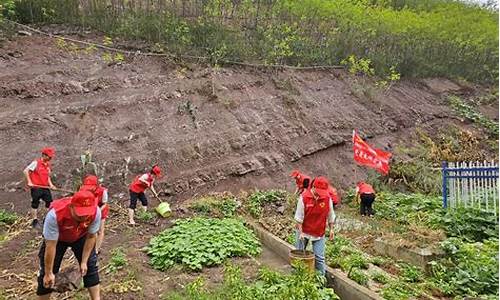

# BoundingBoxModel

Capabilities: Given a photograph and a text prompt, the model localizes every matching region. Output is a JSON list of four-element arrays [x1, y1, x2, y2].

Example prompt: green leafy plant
[[147, 218, 261, 271], [437, 206, 498, 242], [163, 263, 339, 300], [136, 210, 155, 222], [190, 194, 238, 218], [246, 190, 287, 218], [348, 268, 369, 286], [0, 209, 16, 225], [430, 237, 499, 297], [107, 247, 128, 274], [371, 271, 389, 284], [399, 263, 423, 283]]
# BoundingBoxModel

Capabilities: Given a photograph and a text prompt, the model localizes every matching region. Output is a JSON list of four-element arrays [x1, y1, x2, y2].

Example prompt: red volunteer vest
[[301, 189, 330, 237], [129, 174, 153, 193], [357, 182, 375, 194], [50, 198, 97, 243], [29, 158, 51, 187]]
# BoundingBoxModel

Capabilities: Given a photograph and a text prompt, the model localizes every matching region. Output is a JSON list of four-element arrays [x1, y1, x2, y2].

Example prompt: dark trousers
[[37, 237, 99, 295], [360, 193, 375, 216], [31, 187, 53, 209], [129, 190, 148, 209]]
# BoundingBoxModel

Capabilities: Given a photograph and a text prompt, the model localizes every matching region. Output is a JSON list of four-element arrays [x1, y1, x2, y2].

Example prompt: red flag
[[352, 130, 392, 175]]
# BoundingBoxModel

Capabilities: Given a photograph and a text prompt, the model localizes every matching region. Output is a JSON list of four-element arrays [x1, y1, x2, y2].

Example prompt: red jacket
[[29, 158, 51, 187], [357, 182, 375, 195], [301, 189, 330, 237], [129, 174, 153, 193], [50, 198, 97, 243]]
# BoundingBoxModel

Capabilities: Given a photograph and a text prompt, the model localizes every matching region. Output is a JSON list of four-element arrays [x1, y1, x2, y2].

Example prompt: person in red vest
[[37, 190, 101, 300], [128, 165, 161, 225], [290, 170, 311, 195], [24, 147, 58, 228], [79, 175, 109, 255], [356, 181, 376, 216], [328, 184, 341, 208], [294, 176, 336, 276]]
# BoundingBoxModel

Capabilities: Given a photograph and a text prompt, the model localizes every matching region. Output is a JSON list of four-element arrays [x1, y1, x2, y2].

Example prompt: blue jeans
[[295, 230, 326, 276]]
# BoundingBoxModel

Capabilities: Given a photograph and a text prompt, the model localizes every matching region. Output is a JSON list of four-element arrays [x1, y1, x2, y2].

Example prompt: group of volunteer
[[23, 147, 375, 298], [24, 147, 161, 300], [290, 170, 376, 275]]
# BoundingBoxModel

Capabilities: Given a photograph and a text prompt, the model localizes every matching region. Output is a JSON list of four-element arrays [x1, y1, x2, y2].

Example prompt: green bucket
[[156, 202, 171, 218]]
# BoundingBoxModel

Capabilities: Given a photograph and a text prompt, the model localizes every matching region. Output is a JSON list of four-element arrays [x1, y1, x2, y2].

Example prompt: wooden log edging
[[245, 219, 383, 300]]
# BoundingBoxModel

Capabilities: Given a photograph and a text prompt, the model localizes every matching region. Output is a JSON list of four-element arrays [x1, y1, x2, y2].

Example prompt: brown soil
[[0, 29, 497, 299]]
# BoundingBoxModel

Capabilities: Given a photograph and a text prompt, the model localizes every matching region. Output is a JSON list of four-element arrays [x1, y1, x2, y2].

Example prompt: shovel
[[154, 193, 171, 218]]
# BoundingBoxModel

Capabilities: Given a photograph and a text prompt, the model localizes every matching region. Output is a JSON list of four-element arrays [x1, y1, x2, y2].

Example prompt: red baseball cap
[[41, 147, 55, 158], [311, 176, 330, 198], [290, 170, 301, 178], [71, 191, 96, 216], [152, 165, 161, 176], [82, 175, 99, 188]]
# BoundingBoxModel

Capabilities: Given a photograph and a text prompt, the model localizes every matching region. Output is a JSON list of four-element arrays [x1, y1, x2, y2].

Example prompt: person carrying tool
[[290, 170, 311, 195], [79, 175, 109, 255], [356, 181, 376, 217], [24, 147, 58, 228], [128, 165, 161, 225], [37, 190, 101, 300], [294, 176, 335, 276]]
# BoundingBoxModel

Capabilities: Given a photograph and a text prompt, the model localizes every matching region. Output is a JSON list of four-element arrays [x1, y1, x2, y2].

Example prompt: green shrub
[[10, 0, 498, 83], [147, 218, 261, 271]]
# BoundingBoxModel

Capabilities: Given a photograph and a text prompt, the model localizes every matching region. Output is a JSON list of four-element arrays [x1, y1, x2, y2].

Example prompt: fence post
[[442, 161, 448, 208]]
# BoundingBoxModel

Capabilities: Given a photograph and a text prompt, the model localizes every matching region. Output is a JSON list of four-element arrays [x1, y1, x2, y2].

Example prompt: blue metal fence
[[442, 161, 499, 215]]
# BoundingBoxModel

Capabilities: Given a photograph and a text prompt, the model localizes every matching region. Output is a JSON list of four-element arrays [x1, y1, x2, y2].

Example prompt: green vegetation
[[430, 237, 499, 297], [136, 210, 155, 222], [190, 194, 238, 218], [448, 95, 499, 137], [107, 247, 128, 274], [376, 128, 495, 195], [374, 191, 498, 243], [246, 190, 287, 218], [8, 0, 498, 83], [0, 209, 16, 225], [147, 218, 261, 271], [348, 268, 369, 286], [163, 263, 339, 300], [370, 271, 389, 284]]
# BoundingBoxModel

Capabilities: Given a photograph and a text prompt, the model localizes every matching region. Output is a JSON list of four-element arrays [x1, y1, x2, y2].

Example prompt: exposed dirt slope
[[0, 34, 496, 212]]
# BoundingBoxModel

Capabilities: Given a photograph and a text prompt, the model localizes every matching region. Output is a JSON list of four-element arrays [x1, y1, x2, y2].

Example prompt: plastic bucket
[[289, 249, 315, 272], [155, 202, 171, 218]]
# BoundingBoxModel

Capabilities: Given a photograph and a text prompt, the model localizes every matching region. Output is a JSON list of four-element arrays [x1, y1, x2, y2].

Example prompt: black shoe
[[31, 219, 39, 228]]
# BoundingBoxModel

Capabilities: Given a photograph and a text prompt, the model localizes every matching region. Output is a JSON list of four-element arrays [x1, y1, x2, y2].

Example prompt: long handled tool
[[29, 184, 74, 194]]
